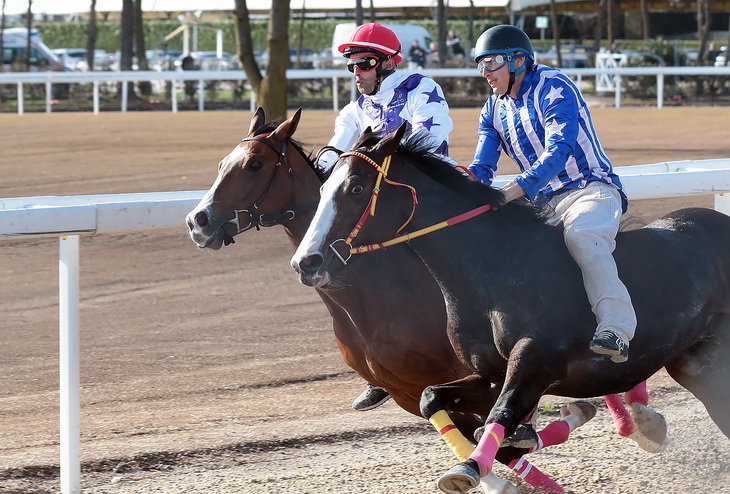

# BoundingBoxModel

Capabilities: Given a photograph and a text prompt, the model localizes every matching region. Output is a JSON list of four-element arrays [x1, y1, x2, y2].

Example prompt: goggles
[[347, 56, 381, 73], [477, 54, 508, 73]]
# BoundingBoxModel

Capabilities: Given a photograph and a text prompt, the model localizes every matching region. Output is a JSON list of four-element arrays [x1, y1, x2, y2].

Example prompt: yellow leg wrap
[[429, 410, 475, 461]]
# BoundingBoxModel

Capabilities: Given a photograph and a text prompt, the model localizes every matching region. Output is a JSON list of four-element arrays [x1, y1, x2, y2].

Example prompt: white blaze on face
[[292, 163, 350, 265], [187, 146, 246, 237]]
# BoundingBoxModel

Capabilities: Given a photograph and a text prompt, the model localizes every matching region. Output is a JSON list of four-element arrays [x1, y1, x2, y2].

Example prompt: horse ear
[[269, 108, 302, 143], [377, 122, 407, 156], [248, 107, 266, 136]]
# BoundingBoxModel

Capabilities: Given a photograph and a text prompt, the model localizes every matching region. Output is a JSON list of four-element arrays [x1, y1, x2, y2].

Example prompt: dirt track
[[1, 107, 730, 493]]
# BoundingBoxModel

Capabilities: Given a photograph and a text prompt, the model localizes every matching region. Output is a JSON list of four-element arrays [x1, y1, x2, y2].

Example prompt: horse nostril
[[195, 211, 209, 227], [300, 254, 324, 274]]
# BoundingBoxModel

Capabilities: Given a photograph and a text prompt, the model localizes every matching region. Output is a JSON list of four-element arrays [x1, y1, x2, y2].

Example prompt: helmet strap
[[369, 56, 395, 95], [500, 53, 528, 99]]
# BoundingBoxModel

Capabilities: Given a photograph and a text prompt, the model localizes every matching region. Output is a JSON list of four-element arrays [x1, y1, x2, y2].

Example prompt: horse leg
[[421, 374, 564, 494], [433, 340, 566, 493], [489, 401, 598, 494], [624, 382, 668, 452]]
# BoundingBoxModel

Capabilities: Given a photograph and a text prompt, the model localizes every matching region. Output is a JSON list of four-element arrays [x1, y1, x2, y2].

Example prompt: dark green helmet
[[473, 25, 534, 64]]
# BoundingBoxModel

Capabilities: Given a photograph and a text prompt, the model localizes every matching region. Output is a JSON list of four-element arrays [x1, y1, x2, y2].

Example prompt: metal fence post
[[59, 234, 81, 494]]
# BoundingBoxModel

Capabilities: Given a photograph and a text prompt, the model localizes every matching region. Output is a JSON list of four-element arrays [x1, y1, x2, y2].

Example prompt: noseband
[[329, 151, 493, 265], [227, 136, 315, 233]]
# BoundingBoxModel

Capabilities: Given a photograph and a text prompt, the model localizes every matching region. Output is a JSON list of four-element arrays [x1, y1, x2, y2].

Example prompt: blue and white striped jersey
[[469, 64, 627, 211]]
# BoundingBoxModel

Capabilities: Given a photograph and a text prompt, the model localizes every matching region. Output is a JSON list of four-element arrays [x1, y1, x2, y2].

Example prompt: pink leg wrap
[[604, 393, 635, 438], [529, 419, 570, 453], [509, 457, 565, 493], [468, 423, 505, 476], [625, 381, 649, 406]]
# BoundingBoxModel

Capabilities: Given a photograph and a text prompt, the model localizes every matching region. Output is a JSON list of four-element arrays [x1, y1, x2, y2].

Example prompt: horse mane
[[352, 129, 545, 225], [253, 120, 328, 183]]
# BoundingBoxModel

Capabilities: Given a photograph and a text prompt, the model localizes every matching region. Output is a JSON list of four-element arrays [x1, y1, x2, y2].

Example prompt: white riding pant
[[543, 181, 637, 343]]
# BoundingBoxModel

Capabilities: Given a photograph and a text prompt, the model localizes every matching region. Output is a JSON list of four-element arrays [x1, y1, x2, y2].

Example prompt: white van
[[2, 27, 66, 72], [330, 23, 433, 67]]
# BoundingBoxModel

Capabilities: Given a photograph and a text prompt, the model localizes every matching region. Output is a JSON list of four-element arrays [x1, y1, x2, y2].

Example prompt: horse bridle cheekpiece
[[329, 151, 493, 266], [226, 136, 315, 234]]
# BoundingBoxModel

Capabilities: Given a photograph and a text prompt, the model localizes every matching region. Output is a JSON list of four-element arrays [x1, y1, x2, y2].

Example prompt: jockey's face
[[348, 52, 395, 95], [481, 53, 525, 96]]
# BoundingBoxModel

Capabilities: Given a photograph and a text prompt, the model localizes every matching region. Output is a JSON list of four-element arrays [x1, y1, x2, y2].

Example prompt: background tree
[[550, 0, 562, 67], [436, 0, 446, 65], [133, 0, 151, 95], [85, 0, 97, 71], [119, 0, 136, 97], [233, 0, 289, 118], [0, 0, 7, 73], [24, 0, 31, 71], [639, 0, 650, 40], [696, 0, 710, 65]]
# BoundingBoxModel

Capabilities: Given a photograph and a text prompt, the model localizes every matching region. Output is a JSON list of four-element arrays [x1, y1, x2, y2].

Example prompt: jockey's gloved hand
[[317, 149, 340, 170]]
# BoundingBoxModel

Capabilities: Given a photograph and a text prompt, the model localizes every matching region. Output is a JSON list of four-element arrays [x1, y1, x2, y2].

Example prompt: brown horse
[[187, 109, 665, 493], [291, 123, 730, 492]]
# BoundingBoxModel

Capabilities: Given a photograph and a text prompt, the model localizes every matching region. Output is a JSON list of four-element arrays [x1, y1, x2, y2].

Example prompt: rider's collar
[[367, 71, 403, 97]]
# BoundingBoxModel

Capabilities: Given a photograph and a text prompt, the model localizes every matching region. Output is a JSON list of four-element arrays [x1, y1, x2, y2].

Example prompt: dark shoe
[[589, 330, 629, 363], [351, 383, 391, 411]]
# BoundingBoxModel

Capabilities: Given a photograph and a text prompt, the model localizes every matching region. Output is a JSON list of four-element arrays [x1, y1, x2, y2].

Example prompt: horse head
[[291, 123, 419, 287], [186, 107, 319, 250]]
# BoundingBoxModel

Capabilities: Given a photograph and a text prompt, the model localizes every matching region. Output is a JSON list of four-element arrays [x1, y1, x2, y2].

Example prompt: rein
[[227, 136, 316, 233], [329, 151, 493, 265]]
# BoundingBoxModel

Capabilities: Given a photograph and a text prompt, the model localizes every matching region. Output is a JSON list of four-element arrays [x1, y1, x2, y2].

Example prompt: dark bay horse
[[291, 123, 730, 492], [187, 110, 665, 493]]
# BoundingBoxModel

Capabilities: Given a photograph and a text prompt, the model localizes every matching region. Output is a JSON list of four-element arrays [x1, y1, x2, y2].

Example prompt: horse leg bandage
[[509, 457, 565, 493], [468, 423, 505, 476], [528, 419, 570, 453], [625, 381, 649, 406], [429, 410, 474, 461], [604, 393, 635, 437]]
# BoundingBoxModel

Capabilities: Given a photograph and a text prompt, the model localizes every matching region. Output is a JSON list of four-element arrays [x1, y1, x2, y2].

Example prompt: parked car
[[715, 46, 728, 67], [174, 51, 240, 71], [2, 27, 66, 72], [54, 48, 114, 71], [258, 48, 316, 69], [536, 44, 595, 68]]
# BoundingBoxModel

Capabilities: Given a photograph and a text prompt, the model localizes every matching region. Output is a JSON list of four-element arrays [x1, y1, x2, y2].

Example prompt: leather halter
[[227, 136, 315, 233], [329, 151, 493, 265]]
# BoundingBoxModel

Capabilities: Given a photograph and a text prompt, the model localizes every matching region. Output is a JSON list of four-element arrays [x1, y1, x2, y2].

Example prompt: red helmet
[[338, 23, 403, 65]]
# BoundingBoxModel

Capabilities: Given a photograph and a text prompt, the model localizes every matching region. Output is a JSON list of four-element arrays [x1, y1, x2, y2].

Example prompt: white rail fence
[[2, 158, 730, 493], [2, 65, 730, 114]]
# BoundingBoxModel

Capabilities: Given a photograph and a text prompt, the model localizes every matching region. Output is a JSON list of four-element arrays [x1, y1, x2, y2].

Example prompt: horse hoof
[[628, 402, 668, 453], [481, 472, 521, 494], [560, 400, 598, 429], [437, 461, 481, 494]]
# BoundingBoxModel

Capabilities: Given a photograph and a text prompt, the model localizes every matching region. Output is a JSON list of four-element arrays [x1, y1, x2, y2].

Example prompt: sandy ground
[[1, 107, 730, 494]]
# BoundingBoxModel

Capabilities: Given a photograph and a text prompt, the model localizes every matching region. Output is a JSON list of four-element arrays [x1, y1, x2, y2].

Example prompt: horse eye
[[351, 184, 364, 195], [248, 160, 263, 172]]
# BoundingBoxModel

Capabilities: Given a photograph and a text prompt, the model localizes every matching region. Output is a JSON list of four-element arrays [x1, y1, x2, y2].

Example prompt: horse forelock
[[250, 120, 326, 183], [351, 129, 544, 225]]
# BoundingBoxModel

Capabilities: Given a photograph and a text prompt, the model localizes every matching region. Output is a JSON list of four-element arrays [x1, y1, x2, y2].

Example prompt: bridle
[[329, 151, 493, 265], [227, 135, 316, 233]]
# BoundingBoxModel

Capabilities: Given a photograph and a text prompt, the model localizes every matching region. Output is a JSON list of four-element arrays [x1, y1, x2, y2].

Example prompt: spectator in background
[[447, 30, 465, 58], [427, 41, 440, 67], [408, 39, 427, 70], [181, 54, 197, 101]]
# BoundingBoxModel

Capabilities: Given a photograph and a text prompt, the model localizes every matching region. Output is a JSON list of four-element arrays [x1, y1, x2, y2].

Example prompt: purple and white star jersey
[[469, 64, 626, 211], [319, 72, 453, 169]]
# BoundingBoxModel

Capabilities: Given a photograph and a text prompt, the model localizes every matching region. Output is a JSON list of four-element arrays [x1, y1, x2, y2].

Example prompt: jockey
[[317, 22, 454, 411], [317, 23, 453, 170], [468, 24, 636, 363]]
